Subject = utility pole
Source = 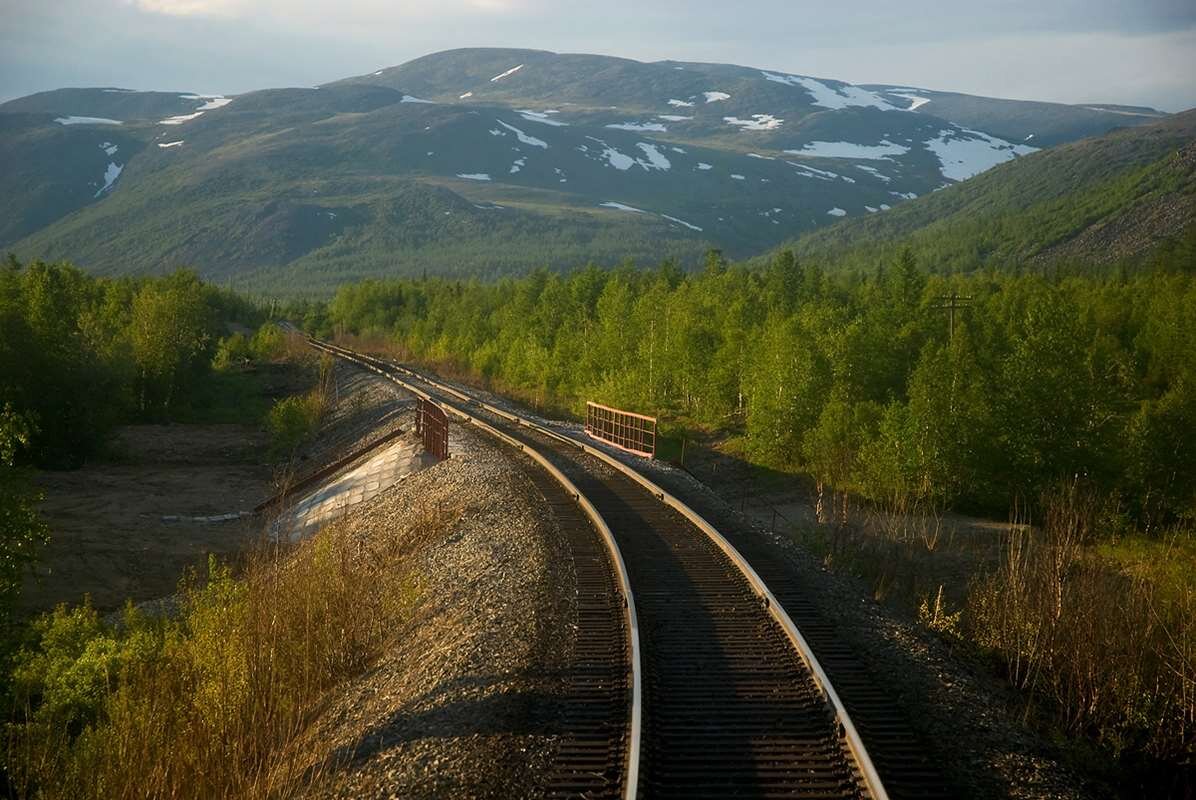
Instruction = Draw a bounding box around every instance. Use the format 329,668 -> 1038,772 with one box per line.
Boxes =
936,292 -> 972,340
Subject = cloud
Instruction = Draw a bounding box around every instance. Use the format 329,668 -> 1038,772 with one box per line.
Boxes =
126,0 -> 530,21
127,0 -> 245,16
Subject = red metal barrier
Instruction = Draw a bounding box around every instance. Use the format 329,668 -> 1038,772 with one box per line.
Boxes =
585,401 -> 657,458
416,398 -> 449,460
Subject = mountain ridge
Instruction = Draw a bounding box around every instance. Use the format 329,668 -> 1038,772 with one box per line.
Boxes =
0,47 -> 1178,291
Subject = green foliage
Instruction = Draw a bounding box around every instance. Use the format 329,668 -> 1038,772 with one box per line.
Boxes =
0,259 -> 259,465
248,322 -> 286,362
0,405 -> 49,641
211,332 -> 251,371
313,246 -> 1196,523
8,513 -> 420,799
266,393 -> 325,456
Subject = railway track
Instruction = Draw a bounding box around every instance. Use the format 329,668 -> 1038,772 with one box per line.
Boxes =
307,336 -> 945,799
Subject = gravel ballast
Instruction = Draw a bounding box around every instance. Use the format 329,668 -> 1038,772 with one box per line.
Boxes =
301,426 -> 578,799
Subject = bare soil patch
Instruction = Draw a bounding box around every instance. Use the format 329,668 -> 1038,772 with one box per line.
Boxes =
25,423 -> 271,614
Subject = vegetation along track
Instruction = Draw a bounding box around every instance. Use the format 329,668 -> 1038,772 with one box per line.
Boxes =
307,336 -> 941,799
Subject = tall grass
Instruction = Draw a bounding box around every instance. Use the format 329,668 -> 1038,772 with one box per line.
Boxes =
6,502 -> 431,799
969,483 -> 1195,772
788,480 -> 1194,790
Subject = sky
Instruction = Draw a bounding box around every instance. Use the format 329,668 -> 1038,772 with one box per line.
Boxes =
2,0 -> 1194,111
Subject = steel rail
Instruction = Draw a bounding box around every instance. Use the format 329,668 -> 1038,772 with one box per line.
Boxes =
307,337 -> 642,800
318,338 -> 891,800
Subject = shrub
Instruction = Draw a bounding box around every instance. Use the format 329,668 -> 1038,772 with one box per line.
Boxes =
7,509 -> 426,799
266,393 -> 325,457
249,323 -> 287,363
212,332 -> 252,371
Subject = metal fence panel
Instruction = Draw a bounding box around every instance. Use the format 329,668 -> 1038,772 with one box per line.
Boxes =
585,401 -> 657,458
416,398 -> 449,460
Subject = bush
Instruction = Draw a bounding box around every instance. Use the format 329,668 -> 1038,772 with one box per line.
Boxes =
249,323 -> 287,363
7,511 -> 425,799
266,393 -> 325,457
212,333 -> 252,371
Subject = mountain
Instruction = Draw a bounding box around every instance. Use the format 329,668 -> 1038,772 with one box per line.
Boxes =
0,47 -> 1171,290
782,109 -> 1196,273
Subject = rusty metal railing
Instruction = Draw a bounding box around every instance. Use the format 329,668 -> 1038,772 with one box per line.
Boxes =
415,397 -> 449,460
585,401 -> 657,458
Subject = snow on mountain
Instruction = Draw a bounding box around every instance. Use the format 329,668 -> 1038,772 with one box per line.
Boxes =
924,128 -> 1037,181
490,64 -> 524,82
55,116 -> 122,125
762,71 -> 896,110
94,162 -> 123,197
786,141 -> 910,159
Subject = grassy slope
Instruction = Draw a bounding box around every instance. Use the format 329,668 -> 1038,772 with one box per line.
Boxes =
783,110 -> 1196,272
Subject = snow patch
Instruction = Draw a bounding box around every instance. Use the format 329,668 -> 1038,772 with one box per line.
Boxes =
668,99 -> 695,107
158,140 -> 184,148
55,116 -> 121,126
94,162 -> 123,197
99,142 -> 119,156
658,114 -> 693,122
661,214 -> 702,231
606,121 -> 668,132
747,153 -> 777,160
496,120 -> 548,148
460,92 -> 474,99
784,140 -> 909,160
1083,106 -> 1160,117
600,202 -> 644,213
457,173 -> 491,181
587,137 -> 635,170
827,207 -> 847,217
855,164 -> 891,182
892,93 -> 931,111
730,174 -> 745,180
696,163 -> 713,170
703,91 -> 730,103
924,127 -> 1037,181
489,129 -> 505,137
724,114 -> 783,131
490,64 -> 524,82
160,111 -> 204,125
510,157 -> 526,174
785,162 -> 839,180
890,191 -> 918,199
516,109 -> 568,126
761,71 -> 896,111
196,97 -> 231,110
865,206 -> 879,213
635,142 -> 671,171
401,95 -> 435,104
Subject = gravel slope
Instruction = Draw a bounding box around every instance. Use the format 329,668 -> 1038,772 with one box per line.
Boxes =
301,427 -> 578,799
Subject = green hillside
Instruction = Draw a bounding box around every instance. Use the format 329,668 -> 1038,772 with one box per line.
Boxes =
785,110 -> 1196,273
0,48 -> 1175,290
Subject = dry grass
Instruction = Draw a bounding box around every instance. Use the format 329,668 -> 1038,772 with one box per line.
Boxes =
6,500 -> 446,800
792,480 -> 1195,787
968,483 -> 1196,768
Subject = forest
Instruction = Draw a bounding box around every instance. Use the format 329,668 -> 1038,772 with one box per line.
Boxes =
0,259 -> 264,638
296,244 -> 1196,526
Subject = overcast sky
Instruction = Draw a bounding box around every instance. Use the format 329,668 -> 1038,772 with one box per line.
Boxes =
2,0 -> 1194,111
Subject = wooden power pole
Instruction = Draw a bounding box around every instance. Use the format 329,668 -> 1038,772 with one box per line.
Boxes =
936,292 -> 972,340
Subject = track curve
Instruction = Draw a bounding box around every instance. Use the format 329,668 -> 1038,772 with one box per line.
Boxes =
308,336 -> 897,799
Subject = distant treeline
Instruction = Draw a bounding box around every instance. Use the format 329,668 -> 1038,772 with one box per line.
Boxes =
294,248 -> 1195,523
0,258 -> 261,467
